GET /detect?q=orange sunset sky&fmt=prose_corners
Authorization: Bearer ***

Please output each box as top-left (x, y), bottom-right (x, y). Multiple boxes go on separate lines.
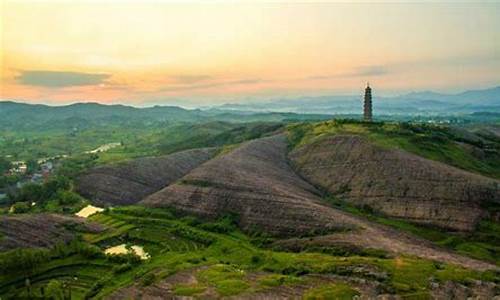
top-left (1, 1), bottom-right (499, 107)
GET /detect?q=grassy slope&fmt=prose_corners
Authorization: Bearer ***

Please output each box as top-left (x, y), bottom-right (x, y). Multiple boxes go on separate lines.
top-left (1, 206), bottom-right (497, 299)
top-left (0, 122), bottom-right (283, 166)
top-left (287, 120), bottom-right (500, 179)
top-left (287, 120), bottom-right (500, 266)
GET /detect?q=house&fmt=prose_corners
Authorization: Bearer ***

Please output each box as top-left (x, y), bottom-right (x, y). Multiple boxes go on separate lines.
top-left (10, 161), bottom-right (27, 174)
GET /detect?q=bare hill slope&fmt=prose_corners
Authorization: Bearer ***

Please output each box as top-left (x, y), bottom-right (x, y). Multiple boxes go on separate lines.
top-left (76, 147), bottom-right (218, 206)
top-left (289, 135), bottom-right (500, 231)
top-left (0, 214), bottom-right (103, 251)
top-left (142, 135), bottom-right (358, 236)
top-left (141, 135), bottom-right (497, 270)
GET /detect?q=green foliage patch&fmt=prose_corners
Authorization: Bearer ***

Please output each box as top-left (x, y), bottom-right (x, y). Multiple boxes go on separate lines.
top-left (1, 205), bottom-right (498, 299)
top-left (287, 120), bottom-right (500, 179)
top-left (303, 282), bottom-right (360, 300)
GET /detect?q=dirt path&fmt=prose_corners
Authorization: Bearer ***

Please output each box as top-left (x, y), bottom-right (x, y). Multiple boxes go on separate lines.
top-left (282, 134), bottom-right (498, 271)
top-left (310, 210), bottom-right (497, 271)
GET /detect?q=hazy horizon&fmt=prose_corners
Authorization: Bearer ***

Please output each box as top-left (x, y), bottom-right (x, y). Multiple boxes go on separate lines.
top-left (1, 1), bottom-right (500, 106)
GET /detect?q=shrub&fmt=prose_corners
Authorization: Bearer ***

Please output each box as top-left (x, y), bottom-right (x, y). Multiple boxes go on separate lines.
top-left (198, 214), bottom-right (239, 234)
top-left (85, 279), bottom-right (105, 298)
top-left (141, 273), bottom-right (156, 286)
top-left (45, 279), bottom-right (64, 300)
top-left (78, 244), bottom-right (103, 259)
top-left (113, 263), bottom-right (132, 274)
top-left (106, 253), bottom-right (141, 265)
top-left (0, 247), bottom-right (50, 274)
top-left (12, 202), bottom-right (30, 213)
top-left (281, 265), bottom-right (310, 276)
top-left (251, 255), bottom-right (262, 264)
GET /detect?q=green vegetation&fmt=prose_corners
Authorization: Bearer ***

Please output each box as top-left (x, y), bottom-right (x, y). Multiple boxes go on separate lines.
top-left (257, 274), bottom-right (303, 287)
top-left (4, 176), bottom-right (87, 214)
top-left (0, 119), bottom-right (283, 164)
top-left (197, 264), bottom-right (250, 296)
top-left (1, 121), bottom-right (286, 215)
top-left (0, 157), bottom-right (12, 175)
top-left (1, 117), bottom-right (499, 298)
top-left (1, 205), bottom-right (497, 299)
top-left (303, 283), bottom-right (360, 300)
top-left (287, 120), bottom-right (500, 179)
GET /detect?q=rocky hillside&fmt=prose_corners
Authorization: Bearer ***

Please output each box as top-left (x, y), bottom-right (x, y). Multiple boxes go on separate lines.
top-left (140, 135), bottom-right (496, 270)
top-left (76, 147), bottom-right (218, 205)
top-left (0, 214), bottom-right (103, 251)
top-left (142, 135), bottom-right (358, 236)
top-left (289, 134), bottom-right (500, 231)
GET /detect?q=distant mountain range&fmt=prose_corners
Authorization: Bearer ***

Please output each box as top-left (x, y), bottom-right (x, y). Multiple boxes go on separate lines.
top-left (0, 101), bottom-right (331, 131)
top-left (1, 86), bottom-right (499, 130)
top-left (214, 86), bottom-right (500, 115)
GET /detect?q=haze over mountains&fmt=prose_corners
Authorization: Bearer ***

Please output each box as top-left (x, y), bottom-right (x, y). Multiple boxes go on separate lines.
top-left (0, 100), bottom-right (330, 131)
top-left (215, 86), bottom-right (500, 115)
top-left (1, 86), bottom-right (499, 129)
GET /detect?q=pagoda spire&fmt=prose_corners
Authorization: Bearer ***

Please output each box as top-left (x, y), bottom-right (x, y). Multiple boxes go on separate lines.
top-left (363, 83), bottom-right (373, 122)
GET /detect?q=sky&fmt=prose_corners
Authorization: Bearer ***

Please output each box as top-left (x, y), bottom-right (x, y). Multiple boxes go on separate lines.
top-left (1, 1), bottom-right (499, 107)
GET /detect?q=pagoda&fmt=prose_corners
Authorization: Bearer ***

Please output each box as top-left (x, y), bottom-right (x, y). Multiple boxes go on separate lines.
top-left (363, 83), bottom-right (373, 122)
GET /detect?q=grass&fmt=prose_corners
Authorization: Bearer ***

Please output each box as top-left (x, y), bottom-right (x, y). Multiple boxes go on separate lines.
top-left (1, 206), bottom-right (498, 299)
top-left (287, 120), bottom-right (500, 179)
top-left (303, 283), bottom-right (360, 300)
top-left (257, 274), bottom-right (303, 288)
top-left (214, 279), bottom-right (250, 296)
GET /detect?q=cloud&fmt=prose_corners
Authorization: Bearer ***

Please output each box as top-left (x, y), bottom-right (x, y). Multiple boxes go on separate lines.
top-left (306, 65), bottom-right (389, 80)
top-left (354, 65), bottom-right (388, 76)
top-left (17, 70), bottom-right (110, 87)
top-left (161, 78), bottom-right (264, 92)
top-left (169, 75), bottom-right (213, 84)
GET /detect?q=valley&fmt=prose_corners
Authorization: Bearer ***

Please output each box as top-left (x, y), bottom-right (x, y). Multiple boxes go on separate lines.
top-left (0, 103), bottom-right (499, 299)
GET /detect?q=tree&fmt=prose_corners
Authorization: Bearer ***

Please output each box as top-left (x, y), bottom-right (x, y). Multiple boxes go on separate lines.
top-left (12, 183), bottom-right (43, 204)
top-left (25, 159), bottom-right (38, 175)
top-left (12, 202), bottom-right (30, 213)
top-left (0, 157), bottom-right (11, 174)
top-left (45, 280), bottom-right (64, 300)
top-left (55, 190), bottom-right (83, 205)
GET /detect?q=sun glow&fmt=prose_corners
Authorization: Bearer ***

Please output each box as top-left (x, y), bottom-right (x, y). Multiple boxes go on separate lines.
top-left (1, 1), bottom-right (499, 105)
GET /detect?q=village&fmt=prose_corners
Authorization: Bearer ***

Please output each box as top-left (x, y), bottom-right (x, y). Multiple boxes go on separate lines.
top-left (0, 142), bottom-right (121, 203)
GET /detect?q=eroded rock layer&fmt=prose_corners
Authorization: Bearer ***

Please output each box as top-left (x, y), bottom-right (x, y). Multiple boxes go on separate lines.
top-left (142, 135), bottom-right (358, 236)
top-left (141, 135), bottom-right (497, 270)
top-left (289, 135), bottom-right (500, 231)
top-left (0, 214), bottom-right (103, 251)
top-left (76, 147), bottom-right (218, 206)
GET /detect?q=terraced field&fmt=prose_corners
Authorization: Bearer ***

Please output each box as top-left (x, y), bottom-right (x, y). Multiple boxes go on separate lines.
top-left (0, 255), bottom-right (114, 298)
top-left (1, 206), bottom-right (499, 299)
top-left (0, 207), bottom-right (214, 298)
top-left (84, 213), bottom-right (135, 244)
